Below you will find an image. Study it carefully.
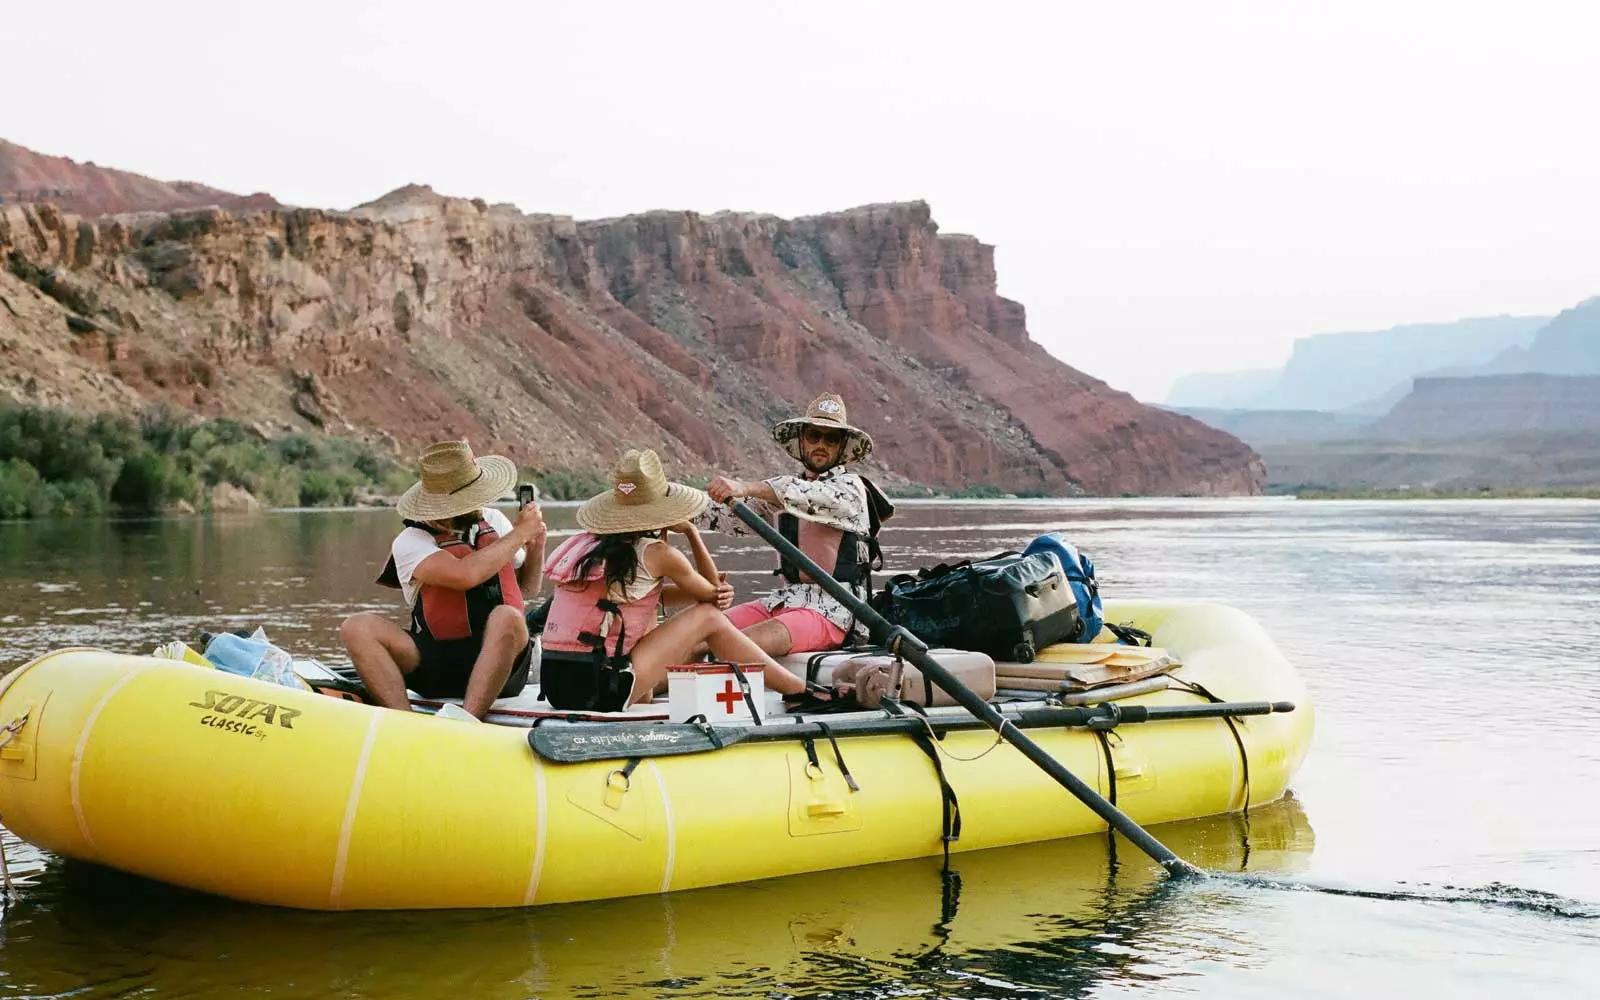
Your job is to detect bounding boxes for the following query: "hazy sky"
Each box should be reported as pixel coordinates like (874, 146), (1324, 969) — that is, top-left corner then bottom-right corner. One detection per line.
(6, 1), (1599, 402)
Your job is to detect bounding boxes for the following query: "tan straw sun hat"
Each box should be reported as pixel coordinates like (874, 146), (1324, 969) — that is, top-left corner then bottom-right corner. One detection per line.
(771, 392), (874, 464)
(576, 449), (710, 535)
(396, 440), (518, 522)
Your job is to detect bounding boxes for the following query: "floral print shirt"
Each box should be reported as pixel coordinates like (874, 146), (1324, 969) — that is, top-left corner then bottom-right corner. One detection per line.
(696, 468), (872, 641)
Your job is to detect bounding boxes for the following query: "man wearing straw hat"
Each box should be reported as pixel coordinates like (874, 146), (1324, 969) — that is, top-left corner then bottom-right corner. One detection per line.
(339, 440), (547, 719)
(702, 392), (894, 657)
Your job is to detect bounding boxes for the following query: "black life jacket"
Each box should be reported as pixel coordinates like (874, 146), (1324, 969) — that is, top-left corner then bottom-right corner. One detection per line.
(376, 519), (524, 642)
(776, 474), (896, 591)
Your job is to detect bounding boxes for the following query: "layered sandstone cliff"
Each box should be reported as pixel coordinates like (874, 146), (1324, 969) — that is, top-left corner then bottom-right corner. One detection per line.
(0, 171), (1262, 495)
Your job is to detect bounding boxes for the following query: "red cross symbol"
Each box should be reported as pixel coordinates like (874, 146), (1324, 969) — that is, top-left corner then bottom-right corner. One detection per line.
(715, 679), (742, 714)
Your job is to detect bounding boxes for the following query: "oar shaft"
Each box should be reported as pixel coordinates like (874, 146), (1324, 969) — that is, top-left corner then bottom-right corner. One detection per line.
(729, 501), (1205, 878)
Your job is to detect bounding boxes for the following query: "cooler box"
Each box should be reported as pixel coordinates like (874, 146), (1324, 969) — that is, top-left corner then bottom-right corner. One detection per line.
(666, 662), (766, 723)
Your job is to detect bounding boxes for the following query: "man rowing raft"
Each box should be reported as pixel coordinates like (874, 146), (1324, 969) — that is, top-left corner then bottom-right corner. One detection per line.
(699, 392), (895, 661)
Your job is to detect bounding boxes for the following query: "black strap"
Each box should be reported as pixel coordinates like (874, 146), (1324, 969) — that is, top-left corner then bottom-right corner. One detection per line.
(683, 714), (724, 750)
(908, 730), (962, 865)
(813, 721), (859, 792)
(1169, 677), (1252, 816)
(1107, 622), (1153, 647)
(578, 598), (631, 670)
(1223, 714), (1251, 816)
(776, 513), (801, 584)
(726, 662), (762, 726)
(801, 735), (823, 771)
(1094, 730), (1118, 807)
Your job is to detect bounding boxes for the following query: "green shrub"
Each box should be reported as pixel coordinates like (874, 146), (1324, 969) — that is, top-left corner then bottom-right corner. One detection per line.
(276, 434), (323, 465)
(299, 471), (356, 507)
(0, 458), (42, 519)
(0, 401), (412, 519)
(536, 469), (611, 501)
(112, 450), (179, 512)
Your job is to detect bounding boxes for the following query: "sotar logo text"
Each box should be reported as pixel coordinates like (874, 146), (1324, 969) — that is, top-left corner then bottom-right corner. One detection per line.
(188, 689), (302, 736)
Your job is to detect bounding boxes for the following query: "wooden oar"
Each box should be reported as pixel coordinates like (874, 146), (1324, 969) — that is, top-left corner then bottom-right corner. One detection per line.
(726, 500), (1208, 879)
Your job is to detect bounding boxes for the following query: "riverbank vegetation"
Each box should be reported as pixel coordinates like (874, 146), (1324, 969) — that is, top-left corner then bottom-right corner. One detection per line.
(0, 403), (413, 518)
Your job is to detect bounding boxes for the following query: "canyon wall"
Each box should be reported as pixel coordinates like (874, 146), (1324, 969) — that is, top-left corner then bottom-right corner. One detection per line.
(0, 179), (1262, 495)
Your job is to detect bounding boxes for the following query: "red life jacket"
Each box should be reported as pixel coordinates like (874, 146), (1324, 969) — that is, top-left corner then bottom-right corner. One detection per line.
(376, 519), (525, 642)
(540, 532), (662, 661)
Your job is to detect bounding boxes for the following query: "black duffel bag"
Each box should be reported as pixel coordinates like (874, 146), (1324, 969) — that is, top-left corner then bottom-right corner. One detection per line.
(869, 550), (1082, 663)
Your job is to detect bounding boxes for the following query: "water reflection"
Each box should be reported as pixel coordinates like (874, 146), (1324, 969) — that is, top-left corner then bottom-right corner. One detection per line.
(0, 798), (1313, 999)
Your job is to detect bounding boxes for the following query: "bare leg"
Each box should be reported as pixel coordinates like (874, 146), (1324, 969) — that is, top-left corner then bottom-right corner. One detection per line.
(340, 613), (422, 712)
(461, 605), (529, 719)
(683, 615), (791, 664)
(740, 619), (794, 658)
(627, 604), (807, 702)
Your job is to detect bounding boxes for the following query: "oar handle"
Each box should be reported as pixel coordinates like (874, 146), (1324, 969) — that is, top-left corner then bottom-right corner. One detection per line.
(727, 500), (1205, 878)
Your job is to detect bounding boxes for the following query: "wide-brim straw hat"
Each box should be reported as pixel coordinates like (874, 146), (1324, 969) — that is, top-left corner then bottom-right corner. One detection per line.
(771, 392), (873, 464)
(576, 448), (710, 535)
(396, 440), (517, 522)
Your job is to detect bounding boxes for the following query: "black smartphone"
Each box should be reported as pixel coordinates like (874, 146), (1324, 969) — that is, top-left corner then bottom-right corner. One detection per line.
(516, 483), (538, 506)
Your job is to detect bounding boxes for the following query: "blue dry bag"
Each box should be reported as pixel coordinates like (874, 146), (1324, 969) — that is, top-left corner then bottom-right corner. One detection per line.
(1023, 533), (1104, 643)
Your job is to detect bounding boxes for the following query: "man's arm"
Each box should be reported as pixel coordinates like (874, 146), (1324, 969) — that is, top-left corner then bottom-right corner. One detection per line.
(412, 505), (545, 591)
(516, 534), (546, 598)
(696, 476), (780, 534)
(712, 474), (869, 533)
(718, 479), (779, 505)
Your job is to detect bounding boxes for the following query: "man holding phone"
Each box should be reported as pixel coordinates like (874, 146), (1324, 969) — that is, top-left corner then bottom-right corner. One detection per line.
(339, 440), (547, 719)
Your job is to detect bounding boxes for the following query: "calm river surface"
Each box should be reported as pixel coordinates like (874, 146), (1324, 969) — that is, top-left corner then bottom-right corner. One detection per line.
(1, 498), (1597, 998)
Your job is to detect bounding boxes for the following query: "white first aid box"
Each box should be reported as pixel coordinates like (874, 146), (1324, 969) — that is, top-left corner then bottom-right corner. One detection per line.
(666, 662), (766, 723)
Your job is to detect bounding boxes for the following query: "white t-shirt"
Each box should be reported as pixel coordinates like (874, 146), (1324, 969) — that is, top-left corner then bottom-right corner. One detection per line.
(390, 506), (524, 610)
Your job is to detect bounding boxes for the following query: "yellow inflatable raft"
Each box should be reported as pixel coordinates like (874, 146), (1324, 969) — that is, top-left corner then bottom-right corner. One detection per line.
(0, 599), (1312, 911)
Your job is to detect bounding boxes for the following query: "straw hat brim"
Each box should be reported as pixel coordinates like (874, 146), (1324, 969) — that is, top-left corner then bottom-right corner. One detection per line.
(576, 482), (711, 535)
(396, 455), (517, 521)
(772, 418), (874, 465)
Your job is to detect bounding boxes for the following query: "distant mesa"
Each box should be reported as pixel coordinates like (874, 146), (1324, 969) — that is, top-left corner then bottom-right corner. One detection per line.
(1165, 315), (1551, 414)
(1166, 303), (1600, 494)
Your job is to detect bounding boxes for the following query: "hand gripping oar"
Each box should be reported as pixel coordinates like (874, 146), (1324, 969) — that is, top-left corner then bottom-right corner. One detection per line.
(727, 499), (1208, 879)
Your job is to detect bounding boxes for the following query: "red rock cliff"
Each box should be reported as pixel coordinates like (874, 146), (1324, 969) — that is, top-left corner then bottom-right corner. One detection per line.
(0, 173), (1262, 495)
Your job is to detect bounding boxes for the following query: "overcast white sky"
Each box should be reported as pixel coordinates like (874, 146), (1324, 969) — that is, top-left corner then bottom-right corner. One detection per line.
(6, 1), (1599, 401)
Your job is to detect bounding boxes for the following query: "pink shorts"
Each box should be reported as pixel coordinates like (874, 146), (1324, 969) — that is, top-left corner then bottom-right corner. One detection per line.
(725, 601), (846, 653)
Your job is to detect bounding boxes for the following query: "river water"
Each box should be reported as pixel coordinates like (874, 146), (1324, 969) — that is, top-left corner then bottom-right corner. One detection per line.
(0, 498), (1597, 998)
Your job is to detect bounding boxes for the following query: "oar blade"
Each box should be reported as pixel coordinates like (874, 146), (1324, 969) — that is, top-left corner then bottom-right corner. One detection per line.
(529, 723), (737, 763)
